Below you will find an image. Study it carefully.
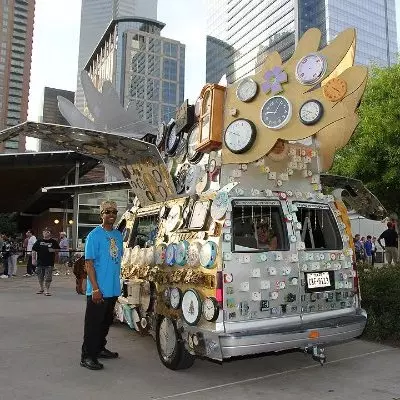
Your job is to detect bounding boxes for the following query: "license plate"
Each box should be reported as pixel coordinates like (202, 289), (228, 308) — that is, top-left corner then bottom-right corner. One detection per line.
(306, 272), (331, 289)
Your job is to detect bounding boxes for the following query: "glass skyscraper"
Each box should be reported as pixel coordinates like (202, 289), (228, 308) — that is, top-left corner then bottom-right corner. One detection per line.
(75, 0), (157, 113)
(0, 0), (35, 153)
(206, 0), (398, 84)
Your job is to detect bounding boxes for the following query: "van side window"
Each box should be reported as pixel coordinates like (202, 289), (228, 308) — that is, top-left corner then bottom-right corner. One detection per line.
(294, 203), (343, 250)
(232, 200), (289, 252)
(128, 213), (158, 248)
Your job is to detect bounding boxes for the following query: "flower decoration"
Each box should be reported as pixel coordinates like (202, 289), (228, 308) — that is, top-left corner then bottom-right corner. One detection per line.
(261, 66), (288, 94)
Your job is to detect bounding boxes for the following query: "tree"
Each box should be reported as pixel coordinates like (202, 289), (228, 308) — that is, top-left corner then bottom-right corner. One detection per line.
(331, 62), (400, 214)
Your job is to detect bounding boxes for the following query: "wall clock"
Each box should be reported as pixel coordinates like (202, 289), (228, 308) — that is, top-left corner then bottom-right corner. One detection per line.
(299, 99), (324, 125)
(166, 122), (182, 156)
(189, 200), (210, 230)
(185, 165), (202, 194)
(295, 53), (327, 85)
(210, 191), (229, 220)
(175, 137), (188, 164)
(224, 118), (257, 154)
(260, 95), (292, 130)
(196, 170), (209, 194)
(208, 151), (222, 181)
(174, 164), (190, 194)
(165, 204), (182, 232)
(199, 241), (218, 269)
(236, 77), (258, 102)
(170, 287), (183, 309)
(176, 240), (189, 266)
(155, 243), (167, 265)
(156, 121), (167, 149)
(202, 297), (219, 322)
(182, 289), (202, 326)
(323, 77), (347, 102)
(187, 241), (202, 267)
(165, 243), (177, 266)
(187, 123), (203, 164)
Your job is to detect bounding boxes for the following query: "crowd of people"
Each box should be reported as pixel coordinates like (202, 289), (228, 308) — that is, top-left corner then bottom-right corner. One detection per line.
(353, 221), (399, 265)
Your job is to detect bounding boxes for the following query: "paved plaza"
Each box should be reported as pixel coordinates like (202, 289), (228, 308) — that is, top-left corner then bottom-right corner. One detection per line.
(1, 270), (400, 400)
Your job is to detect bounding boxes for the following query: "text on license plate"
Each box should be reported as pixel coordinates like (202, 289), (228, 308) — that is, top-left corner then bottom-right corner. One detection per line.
(307, 272), (331, 289)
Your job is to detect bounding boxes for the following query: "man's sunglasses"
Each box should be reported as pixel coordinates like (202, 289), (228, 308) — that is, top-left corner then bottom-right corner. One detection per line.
(103, 209), (118, 215)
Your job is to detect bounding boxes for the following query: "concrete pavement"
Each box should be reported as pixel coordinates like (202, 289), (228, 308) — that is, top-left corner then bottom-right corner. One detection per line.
(1, 271), (400, 400)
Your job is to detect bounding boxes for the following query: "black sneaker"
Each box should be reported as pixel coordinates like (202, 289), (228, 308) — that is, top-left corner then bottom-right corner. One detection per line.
(80, 357), (104, 370)
(98, 348), (119, 359)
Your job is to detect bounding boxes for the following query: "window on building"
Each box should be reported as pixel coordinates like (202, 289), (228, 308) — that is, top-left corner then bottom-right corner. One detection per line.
(163, 42), (178, 58)
(163, 58), (177, 81)
(162, 82), (176, 104)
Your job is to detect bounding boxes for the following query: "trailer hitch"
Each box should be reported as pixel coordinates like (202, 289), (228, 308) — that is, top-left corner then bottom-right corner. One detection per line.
(304, 345), (326, 366)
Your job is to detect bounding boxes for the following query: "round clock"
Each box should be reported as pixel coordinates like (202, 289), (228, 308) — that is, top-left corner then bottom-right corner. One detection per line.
(199, 241), (218, 269)
(260, 95), (292, 130)
(155, 243), (167, 266)
(323, 77), (347, 102)
(163, 287), (171, 306)
(176, 240), (189, 266)
(224, 118), (257, 154)
(202, 297), (219, 322)
(196, 170), (209, 194)
(182, 289), (202, 326)
(170, 287), (182, 309)
(145, 246), (155, 266)
(166, 122), (181, 156)
(295, 53), (327, 85)
(299, 99), (324, 125)
(210, 191), (229, 220)
(165, 243), (177, 266)
(174, 164), (189, 194)
(236, 77), (258, 102)
(165, 204), (182, 232)
(187, 123), (203, 164)
(156, 121), (167, 148)
(130, 245), (140, 265)
(188, 241), (202, 267)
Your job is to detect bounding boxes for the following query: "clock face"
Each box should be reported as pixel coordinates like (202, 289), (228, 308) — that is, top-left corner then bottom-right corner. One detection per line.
(170, 287), (182, 309)
(199, 241), (218, 269)
(165, 204), (182, 232)
(224, 118), (257, 154)
(196, 170), (209, 194)
(202, 297), (219, 322)
(295, 53), (327, 85)
(182, 289), (202, 326)
(323, 77), (347, 102)
(156, 122), (166, 148)
(165, 243), (177, 266)
(185, 165), (201, 194)
(189, 201), (210, 230)
(210, 191), (229, 220)
(188, 242), (202, 267)
(236, 77), (258, 102)
(260, 95), (292, 130)
(187, 123), (203, 164)
(166, 123), (181, 155)
(176, 240), (189, 266)
(299, 99), (324, 125)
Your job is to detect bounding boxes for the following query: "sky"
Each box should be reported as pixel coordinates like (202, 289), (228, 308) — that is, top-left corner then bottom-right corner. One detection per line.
(28, 0), (400, 124)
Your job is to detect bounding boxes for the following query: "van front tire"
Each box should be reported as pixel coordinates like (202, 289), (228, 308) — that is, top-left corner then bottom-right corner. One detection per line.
(156, 315), (195, 370)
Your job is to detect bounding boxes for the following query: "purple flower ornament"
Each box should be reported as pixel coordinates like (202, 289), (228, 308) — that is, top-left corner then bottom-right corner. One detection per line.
(261, 66), (288, 94)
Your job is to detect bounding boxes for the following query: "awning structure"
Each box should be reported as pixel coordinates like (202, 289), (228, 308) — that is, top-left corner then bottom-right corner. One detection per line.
(0, 151), (99, 214)
(41, 180), (131, 194)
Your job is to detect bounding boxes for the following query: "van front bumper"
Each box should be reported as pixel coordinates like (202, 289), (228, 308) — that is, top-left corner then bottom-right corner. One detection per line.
(185, 309), (367, 361)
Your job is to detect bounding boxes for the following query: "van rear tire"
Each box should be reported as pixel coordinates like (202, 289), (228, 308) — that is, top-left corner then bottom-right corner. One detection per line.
(156, 315), (195, 370)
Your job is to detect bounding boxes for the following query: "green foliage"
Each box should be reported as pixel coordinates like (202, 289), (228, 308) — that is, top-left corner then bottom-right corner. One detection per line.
(331, 62), (400, 214)
(358, 263), (400, 341)
(0, 213), (18, 236)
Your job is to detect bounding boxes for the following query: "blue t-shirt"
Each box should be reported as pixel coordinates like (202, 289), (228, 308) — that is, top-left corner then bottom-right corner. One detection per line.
(85, 226), (123, 297)
(364, 240), (373, 256)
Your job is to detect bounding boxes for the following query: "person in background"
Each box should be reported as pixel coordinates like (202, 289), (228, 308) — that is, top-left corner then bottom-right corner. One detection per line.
(1, 234), (10, 278)
(58, 232), (70, 275)
(378, 221), (398, 265)
(80, 201), (123, 371)
(371, 236), (377, 266)
(7, 236), (19, 277)
(24, 230), (37, 277)
(364, 235), (373, 265)
(353, 234), (365, 263)
(32, 227), (60, 296)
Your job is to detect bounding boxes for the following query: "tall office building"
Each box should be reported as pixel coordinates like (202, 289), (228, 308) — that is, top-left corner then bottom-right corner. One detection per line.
(75, 0), (157, 113)
(0, 0), (35, 153)
(85, 17), (185, 126)
(206, 0), (397, 85)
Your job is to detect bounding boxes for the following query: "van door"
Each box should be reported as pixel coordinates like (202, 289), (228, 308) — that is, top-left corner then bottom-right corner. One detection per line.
(291, 201), (356, 319)
(221, 198), (302, 332)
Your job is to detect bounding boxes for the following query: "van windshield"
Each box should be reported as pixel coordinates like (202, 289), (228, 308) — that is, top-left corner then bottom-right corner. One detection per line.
(293, 202), (343, 250)
(128, 213), (158, 248)
(232, 200), (289, 252)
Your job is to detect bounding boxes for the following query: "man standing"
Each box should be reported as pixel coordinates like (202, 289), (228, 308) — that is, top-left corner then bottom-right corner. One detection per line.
(24, 230), (37, 277)
(1, 234), (10, 278)
(353, 234), (365, 263)
(81, 201), (123, 371)
(32, 228), (60, 296)
(378, 221), (398, 264)
(364, 235), (373, 265)
(58, 232), (70, 275)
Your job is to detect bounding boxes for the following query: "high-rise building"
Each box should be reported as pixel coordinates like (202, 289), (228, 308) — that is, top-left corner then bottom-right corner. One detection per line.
(75, 0), (157, 113)
(85, 17), (185, 126)
(0, 0), (35, 153)
(206, 0), (398, 85)
(40, 87), (75, 151)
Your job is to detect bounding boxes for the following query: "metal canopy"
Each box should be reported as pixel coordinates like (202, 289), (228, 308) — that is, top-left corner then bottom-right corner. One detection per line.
(42, 180), (130, 194)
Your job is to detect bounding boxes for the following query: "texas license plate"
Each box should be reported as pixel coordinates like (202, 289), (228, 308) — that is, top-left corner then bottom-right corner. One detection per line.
(306, 272), (331, 289)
